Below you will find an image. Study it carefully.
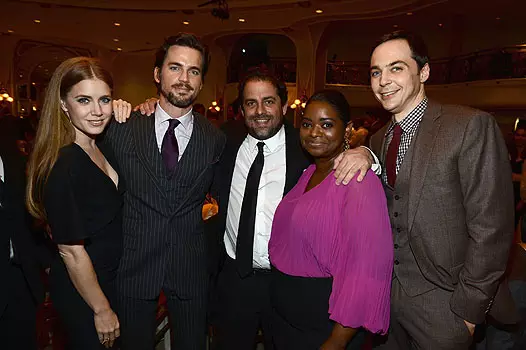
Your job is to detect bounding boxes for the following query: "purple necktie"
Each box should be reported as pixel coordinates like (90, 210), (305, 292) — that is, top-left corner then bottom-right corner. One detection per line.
(161, 119), (180, 173)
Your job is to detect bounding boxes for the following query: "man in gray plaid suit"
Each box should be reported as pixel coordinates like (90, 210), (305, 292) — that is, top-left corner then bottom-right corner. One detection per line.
(369, 30), (519, 349)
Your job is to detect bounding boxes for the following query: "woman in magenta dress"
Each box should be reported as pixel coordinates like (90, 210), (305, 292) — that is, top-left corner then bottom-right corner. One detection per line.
(268, 90), (393, 349)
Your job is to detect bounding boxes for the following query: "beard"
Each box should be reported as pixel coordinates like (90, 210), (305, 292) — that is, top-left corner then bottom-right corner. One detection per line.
(245, 113), (283, 140)
(161, 83), (197, 108)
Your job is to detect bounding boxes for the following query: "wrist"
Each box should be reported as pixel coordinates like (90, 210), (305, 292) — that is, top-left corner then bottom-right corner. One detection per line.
(93, 302), (111, 315)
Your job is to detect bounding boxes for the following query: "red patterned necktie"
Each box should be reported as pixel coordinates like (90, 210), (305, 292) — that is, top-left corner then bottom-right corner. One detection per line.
(386, 124), (402, 187)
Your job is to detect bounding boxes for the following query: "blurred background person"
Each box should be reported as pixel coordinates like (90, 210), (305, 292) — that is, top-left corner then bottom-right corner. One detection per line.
(508, 123), (526, 229)
(0, 95), (49, 350)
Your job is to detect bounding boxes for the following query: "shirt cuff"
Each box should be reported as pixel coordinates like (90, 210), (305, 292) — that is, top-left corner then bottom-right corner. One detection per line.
(359, 146), (381, 175)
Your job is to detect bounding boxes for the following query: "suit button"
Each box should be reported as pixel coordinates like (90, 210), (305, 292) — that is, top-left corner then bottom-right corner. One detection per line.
(394, 195), (400, 200)
(394, 244), (399, 249)
(397, 227), (402, 233)
(394, 212), (399, 217)
(394, 260), (400, 265)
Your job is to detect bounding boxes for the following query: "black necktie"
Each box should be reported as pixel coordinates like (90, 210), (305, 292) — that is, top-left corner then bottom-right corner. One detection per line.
(236, 142), (265, 277)
(161, 119), (181, 174)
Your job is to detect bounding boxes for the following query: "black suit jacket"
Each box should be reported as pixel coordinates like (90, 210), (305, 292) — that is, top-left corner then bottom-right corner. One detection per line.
(104, 111), (225, 299)
(0, 145), (46, 314)
(208, 120), (311, 271)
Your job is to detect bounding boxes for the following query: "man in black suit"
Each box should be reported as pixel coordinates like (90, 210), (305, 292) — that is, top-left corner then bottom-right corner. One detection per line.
(103, 33), (225, 349)
(0, 115), (47, 350)
(210, 71), (377, 349)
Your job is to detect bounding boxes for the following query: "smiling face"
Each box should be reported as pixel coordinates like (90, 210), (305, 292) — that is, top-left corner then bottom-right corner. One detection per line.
(60, 78), (112, 140)
(154, 45), (203, 109)
(370, 39), (429, 121)
(241, 80), (287, 140)
(300, 100), (351, 161)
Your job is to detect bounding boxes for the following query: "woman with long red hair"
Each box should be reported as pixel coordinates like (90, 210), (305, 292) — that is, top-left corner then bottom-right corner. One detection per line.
(27, 57), (128, 349)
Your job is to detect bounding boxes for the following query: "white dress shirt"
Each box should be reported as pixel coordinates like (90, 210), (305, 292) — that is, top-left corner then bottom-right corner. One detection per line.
(0, 154), (4, 185)
(154, 103), (194, 159)
(225, 125), (287, 269)
(0, 155), (14, 259)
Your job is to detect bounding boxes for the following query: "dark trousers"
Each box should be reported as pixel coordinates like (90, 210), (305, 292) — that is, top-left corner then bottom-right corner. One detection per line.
(0, 263), (38, 350)
(475, 280), (526, 350)
(117, 289), (207, 350)
(213, 256), (274, 350)
(270, 267), (365, 350)
(375, 277), (473, 350)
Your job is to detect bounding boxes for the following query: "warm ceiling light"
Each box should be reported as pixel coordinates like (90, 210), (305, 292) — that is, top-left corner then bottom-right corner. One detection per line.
(32, 106), (37, 111)
(212, 101), (217, 106)
(290, 104), (297, 109)
(406, 12), (413, 15)
(183, 21), (190, 25)
(117, 47), (122, 51)
(294, 99), (301, 105)
(32, 82), (36, 85)
(238, 18), (246, 22)
(2, 93), (9, 98)
(34, 19), (41, 23)
(215, 106), (220, 112)
(438, 23), (443, 27)
(496, 17), (501, 20)
(113, 38), (119, 42)
(393, 24), (399, 28)
(7, 29), (14, 33)
(301, 102), (306, 109)
(7, 97), (14, 102)
(315, 9), (323, 14)
(114, 22), (121, 26)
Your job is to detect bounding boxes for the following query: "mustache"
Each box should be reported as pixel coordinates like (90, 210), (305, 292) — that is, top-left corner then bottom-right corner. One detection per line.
(250, 113), (272, 120)
(172, 83), (193, 91)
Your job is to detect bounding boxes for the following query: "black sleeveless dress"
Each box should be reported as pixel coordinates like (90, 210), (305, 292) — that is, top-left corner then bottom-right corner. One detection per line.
(44, 143), (123, 350)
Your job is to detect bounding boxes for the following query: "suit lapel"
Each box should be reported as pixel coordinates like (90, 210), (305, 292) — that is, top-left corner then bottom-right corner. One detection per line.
(284, 122), (308, 195)
(407, 100), (442, 233)
(132, 112), (168, 196)
(170, 113), (213, 213)
(222, 122), (248, 200)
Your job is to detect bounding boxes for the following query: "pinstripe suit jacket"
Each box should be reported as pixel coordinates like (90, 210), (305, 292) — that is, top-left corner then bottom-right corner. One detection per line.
(103, 111), (226, 299)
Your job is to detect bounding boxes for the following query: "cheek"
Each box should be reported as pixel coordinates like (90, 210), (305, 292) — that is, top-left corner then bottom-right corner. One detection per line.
(67, 105), (87, 120)
(102, 104), (113, 116)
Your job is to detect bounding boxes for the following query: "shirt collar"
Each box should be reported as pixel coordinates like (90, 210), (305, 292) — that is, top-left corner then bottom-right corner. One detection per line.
(385, 98), (428, 136)
(155, 103), (194, 130)
(246, 124), (286, 153)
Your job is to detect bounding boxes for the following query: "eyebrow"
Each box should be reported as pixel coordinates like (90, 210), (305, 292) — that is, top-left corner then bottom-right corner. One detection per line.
(244, 96), (277, 103)
(370, 60), (410, 71)
(73, 94), (111, 99)
(167, 61), (201, 72)
(301, 117), (336, 122)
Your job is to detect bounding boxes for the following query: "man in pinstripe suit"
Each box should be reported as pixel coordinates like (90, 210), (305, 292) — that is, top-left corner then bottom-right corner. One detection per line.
(103, 33), (225, 350)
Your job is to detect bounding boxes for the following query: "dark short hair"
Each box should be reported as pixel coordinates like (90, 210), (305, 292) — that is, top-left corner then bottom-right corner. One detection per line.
(154, 33), (210, 82)
(373, 30), (429, 71)
(305, 90), (351, 124)
(238, 70), (288, 108)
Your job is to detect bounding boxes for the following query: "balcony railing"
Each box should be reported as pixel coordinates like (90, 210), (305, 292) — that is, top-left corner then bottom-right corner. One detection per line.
(327, 45), (526, 85)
